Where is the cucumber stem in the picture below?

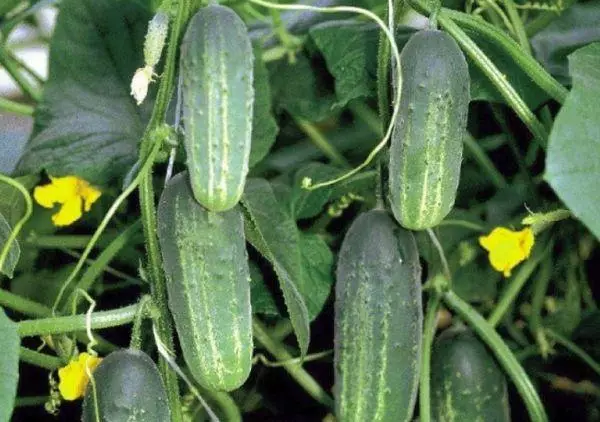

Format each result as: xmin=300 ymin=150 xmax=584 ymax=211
xmin=0 ymin=288 xmax=117 ymax=352
xmin=488 ymin=239 xmax=551 ymax=327
xmin=137 ymin=0 xmax=192 ymax=419
xmin=252 ymin=317 xmax=334 ymax=409
xmin=62 ymin=220 xmax=141 ymax=312
xmin=19 ymin=347 xmax=63 ymax=370
xmin=18 ymin=303 xmax=139 ymax=337
xmin=0 ymin=96 xmax=34 ymax=116
xmin=293 ymin=116 xmax=351 ymax=168
xmin=546 ymin=329 xmax=600 ymax=378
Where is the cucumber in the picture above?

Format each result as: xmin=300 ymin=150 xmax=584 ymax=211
xmin=389 ymin=29 xmax=470 ymax=230
xmin=431 ymin=326 xmax=511 ymax=422
xmin=180 ymin=4 xmax=254 ymax=212
xmin=82 ymin=349 xmax=169 ymax=422
xmin=157 ymin=172 xmax=252 ymax=391
xmin=334 ymin=209 xmax=422 ymax=421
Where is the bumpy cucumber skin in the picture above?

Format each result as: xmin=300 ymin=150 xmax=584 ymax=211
xmin=389 ymin=29 xmax=470 ymax=230
xmin=180 ymin=5 xmax=254 ymax=212
xmin=82 ymin=349 xmax=169 ymax=422
xmin=431 ymin=327 xmax=511 ymax=422
xmin=334 ymin=210 xmax=423 ymax=422
xmin=157 ymin=172 xmax=252 ymax=391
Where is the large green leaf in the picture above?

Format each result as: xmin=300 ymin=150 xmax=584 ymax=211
xmin=242 ymin=178 xmax=310 ymax=357
xmin=309 ymin=20 xmax=379 ymax=108
xmin=269 ymin=53 xmax=336 ymax=121
xmin=299 ymin=232 xmax=334 ymax=318
xmin=249 ymin=261 xmax=281 ymax=317
xmin=0 ymin=307 xmax=19 ymax=422
xmin=531 ymin=0 xmax=600 ymax=84
xmin=250 ymin=48 xmax=279 ymax=167
xmin=545 ymin=42 xmax=600 ymax=240
xmin=15 ymin=0 xmax=153 ymax=185
xmin=0 ymin=213 xmax=20 ymax=278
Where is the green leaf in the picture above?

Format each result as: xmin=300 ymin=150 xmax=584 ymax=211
xmin=269 ymin=53 xmax=336 ymax=121
xmin=290 ymin=162 xmax=340 ymax=219
xmin=299 ymin=232 xmax=334 ymax=318
xmin=0 ymin=307 xmax=19 ymax=422
xmin=250 ymin=49 xmax=279 ymax=167
xmin=242 ymin=178 xmax=310 ymax=357
xmin=15 ymin=0 xmax=153 ymax=185
xmin=465 ymin=25 xmax=549 ymax=109
xmin=249 ymin=261 xmax=281 ymax=317
xmin=531 ymin=0 xmax=600 ymax=85
xmin=309 ymin=20 xmax=379 ymax=109
xmin=545 ymin=42 xmax=600 ymax=241
xmin=0 ymin=213 xmax=20 ymax=278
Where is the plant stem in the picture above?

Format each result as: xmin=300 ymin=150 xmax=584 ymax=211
xmin=442 ymin=8 xmax=567 ymax=104
xmin=19 ymin=347 xmax=62 ymax=370
xmin=0 ymin=288 xmax=51 ymax=318
xmin=61 ymin=220 xmax=141 ymax=312
xmin=0 ymin=48 xmax=41 ymax=101
xmin=137 ymin=2 xmax=191 ymax=420
xmin=464 ymin=133 xmax=508 ymax=189
xmin=60 ymin=248 xmax=141 ymax=284
xmin=292 ymin=116 xmax=351 ymax=168
xmin=488 ymin=240 xmax=549 ymax=327
xmin=0 ymin=96 xmax=34 ymax=115
xmin=18 ymin=303 xmax=138 ymax=337
xmin=198 ymin=386 xmax=242 ymax=422
xmin=437 ymin=219 xmax=485 ymax=232
xmin=26 ymin=232 xmax=121 ymax=249
xmin=502 ymin=0 xmax=531 ymax=54
xmin=252 ymin=317 xmax=334 ymax=409
xmin=419 ymin=293 xmax=441 ymax=422
xmin=0 ymin=288 xmax=117 ymax=352
xmin=546 ymin=329 xmax=600 ymax=378
xmin=529 ymin=256 xmax=551 ymax=337
xmin=443 ymin=290 xmax=549 ymax=422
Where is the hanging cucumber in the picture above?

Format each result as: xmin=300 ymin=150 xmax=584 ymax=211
xmin=335 ymin=209 xmax=423 ymax=421
xmin=180 ymin=4 xmax=254 ymax=212
xmin=157 ymin=172 xmax=252 ymax=391
xmin=431 ymin=326 xmax=511 ymax=422
xmin=389 ymin=29 xmax=470 ymax=230
xmin=82 ymin=349 xmax=170 ymax=422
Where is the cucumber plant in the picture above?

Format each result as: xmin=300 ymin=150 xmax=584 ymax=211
xmin=1 ymin=0 xmax=596 ymax=421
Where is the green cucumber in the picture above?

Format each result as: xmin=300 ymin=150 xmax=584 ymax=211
xmin=157 ymin=172 xmax=252 ymax=391
xmin=180 ymin=4 xmax=254 ymax=212
xmin=431 ymin=326 xmax=511 ymax=422
xmin=334 ymin=209 xmax=422 ymax=421
xmin=389 ymin=29 xmax=470 ymax=230
xmin=82 ymin=349 xmax=169 ymax=422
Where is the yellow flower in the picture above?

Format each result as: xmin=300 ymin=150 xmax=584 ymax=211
xmin=479 ymin=227 xmax=534 ymax=277
xmin=33 ymin=175 xmax=101 ymax=226
xmin=57 ymin=352 xmax=102 ymax=401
